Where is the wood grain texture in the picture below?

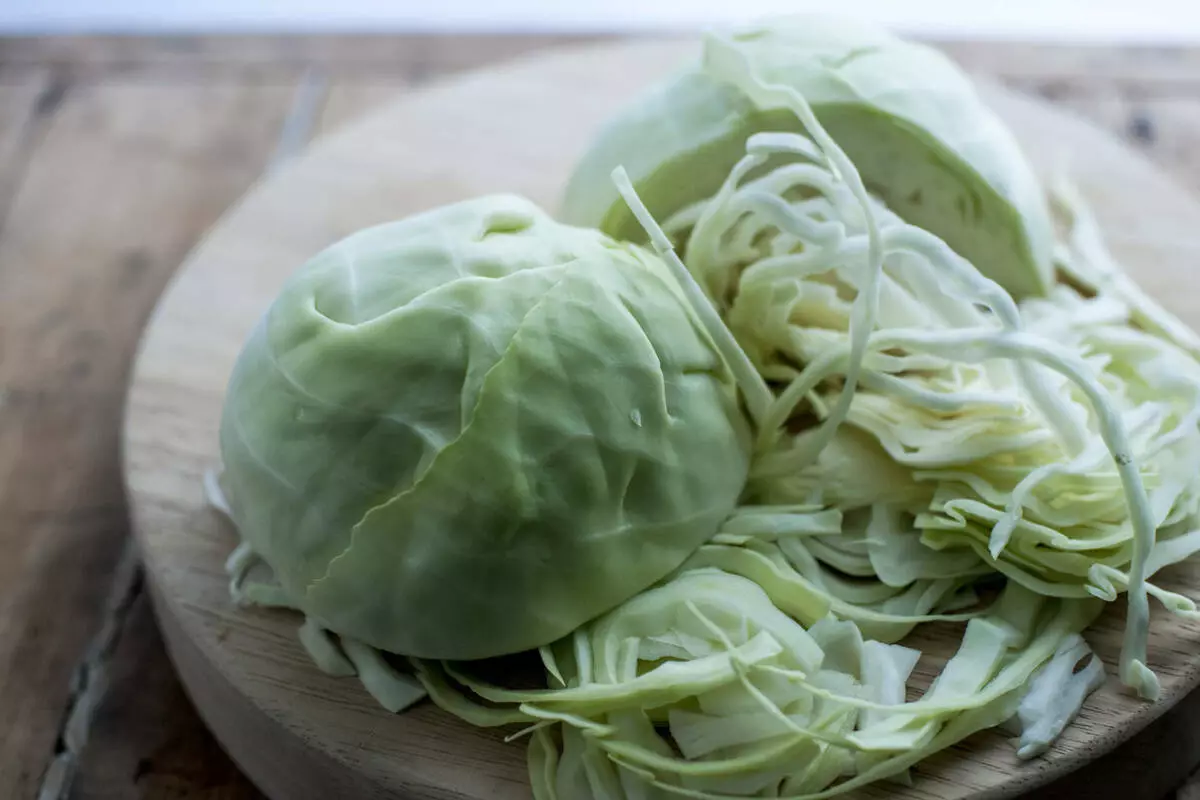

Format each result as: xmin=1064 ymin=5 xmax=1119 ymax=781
xmin=0 ymin=73 xmax=299 ymax=800
xmin=120 ymin=39 xmax=1200 ymax=800
xmin=6 ymin=35 xmax=1200 ymax=90
xmin=0 ymin=34 xmax=600 ymax=72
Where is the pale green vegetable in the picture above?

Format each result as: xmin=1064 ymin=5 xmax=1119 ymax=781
xmin=562 ymin=15 xmax=1054 ymax=298
xmin=417 ymin=568 xmax=1102 ymax=798
xmin=341 ymin=637 xmax=428 ymax=713
xmin=217 ymin=194 xmax=751 ymax=660
xmin=297 ymin=617 xmax=355 ymax=678
xmin=620 ymin=29 xmax=1200 ymax=700
xmin=210 ymin=473 xmax=430 ymax=711
xmin=1015 ymin=633 xmax=1105 ymax=759
xmin=215 ymin=502 xmax=1106 ymax=796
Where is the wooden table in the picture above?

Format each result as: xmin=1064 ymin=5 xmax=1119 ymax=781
xmin=5 ymin=34 xmax=1200 ymax=800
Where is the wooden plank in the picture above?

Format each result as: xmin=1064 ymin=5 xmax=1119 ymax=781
xmin=67 ymin=591 xmax=263 ymax=800
xmin=0 ymin=73 xmax=301 ymax=800
xmin=0 ymin=34 xmax=599 ymax=78
xmin=312 ymin=36 xmax=591 ymax=141
xmin=937 ymin=40 xmax=1200 ymax=90
xmin=5 ymin=35 xmax=1200 ymax=91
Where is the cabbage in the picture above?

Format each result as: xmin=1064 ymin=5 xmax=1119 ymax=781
xmin=562 ymin=15 xmax=1054 ymax=298
xmin=609 ymin=28 xmax=1200 ymax=701
xmin=217 ymin=194 xmax=751 ymax=660
xmin=415 ymin=569 xmax=1101 ymax=799
xmin=207 ymin=14 xmax=1200 ymax=798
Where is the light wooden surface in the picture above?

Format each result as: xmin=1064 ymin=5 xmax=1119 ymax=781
xmin=0 ymin=56 xmax=305 ymax=800
xmin=119 ymin=38 xmax=1200 ymax=800
xmin=6 ymin=33 xmax=1200 ymax=800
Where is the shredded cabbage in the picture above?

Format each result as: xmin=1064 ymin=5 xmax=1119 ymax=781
xmin=633 ymin=31 xmax=1189 ymax=703
xmin=411 ymin=571 xmax=1101 ymax=798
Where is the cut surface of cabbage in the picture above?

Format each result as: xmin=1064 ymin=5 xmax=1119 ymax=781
xmin=562 ymin=15 xmax=1056 ymax=299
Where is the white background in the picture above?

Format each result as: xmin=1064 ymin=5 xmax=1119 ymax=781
xmin=3 ymin=0 xmax=1200 ymax=43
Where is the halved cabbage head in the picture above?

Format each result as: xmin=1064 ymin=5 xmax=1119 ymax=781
xmin=218 ymin=194 xmax=751 ymax=660
xmin=561 ymin=15 xmax=1055 ymax=298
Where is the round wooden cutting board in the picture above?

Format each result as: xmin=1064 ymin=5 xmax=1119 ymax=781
xmin=122 ymin=38 xmax=1200 ymax=800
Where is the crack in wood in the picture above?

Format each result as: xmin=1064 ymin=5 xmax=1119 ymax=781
xmin=0 ymin=71 xmax=61 ymax=245
xmin=33 ymin=77 xmax=71 ymax=118
xmin=33 ymin=539 xmax=143 ymax=800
